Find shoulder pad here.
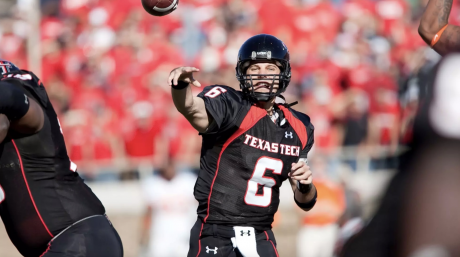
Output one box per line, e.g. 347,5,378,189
279,106,314,149
2,70,49,107
288,108,313,129
199,85,246,103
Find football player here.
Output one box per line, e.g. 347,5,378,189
0,60,123,257
340,53,460,257
169,34,317,257
419,0,460,55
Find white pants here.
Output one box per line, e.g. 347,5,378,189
297,224,339,257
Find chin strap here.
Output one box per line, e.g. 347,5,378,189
277,95,298,108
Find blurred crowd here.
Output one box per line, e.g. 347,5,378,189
0,0,454,256
0,0,448,178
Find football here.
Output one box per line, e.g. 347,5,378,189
141,0,179,16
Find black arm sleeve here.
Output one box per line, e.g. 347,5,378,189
300,122,315,158
197,85,244,134
294,189,317,210
0,81,30,120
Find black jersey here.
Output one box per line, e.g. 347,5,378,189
0,71,105,257
195,85,314,231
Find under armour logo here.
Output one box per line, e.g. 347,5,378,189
206,246,218,254
285,131,293,139
24,95,28,105
240,230,251,236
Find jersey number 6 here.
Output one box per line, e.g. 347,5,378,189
244,157,283,207
204,86,227,98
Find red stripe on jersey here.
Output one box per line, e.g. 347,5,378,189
270,240,279,257
204,106,266,223
39,243,52,257
278,106,308,149
264,231,279,257
195,223,204,257
12,140,54,238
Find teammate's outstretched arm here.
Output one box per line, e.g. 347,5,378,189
0,81,44,136
168,67,213,133
419,0,460,55
289,160,317,211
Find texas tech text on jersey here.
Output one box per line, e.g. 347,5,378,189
243,133,301,156
194,85,314,231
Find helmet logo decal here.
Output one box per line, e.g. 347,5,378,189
251,51,272,60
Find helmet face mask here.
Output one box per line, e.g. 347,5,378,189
236,34,291,102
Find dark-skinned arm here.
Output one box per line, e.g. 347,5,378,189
0,114,9,143
0,81,44,137
9,97,44,134
419,0,460,55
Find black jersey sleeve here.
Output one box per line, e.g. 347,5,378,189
197,85,245,134
0,81,30,120
300,122,314,158
1,70,49,108
289,108,315,158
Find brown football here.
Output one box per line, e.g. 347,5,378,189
141,0,179,17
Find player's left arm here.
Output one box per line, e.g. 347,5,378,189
289,122,317,211
289,160,317,212
0,81,44,135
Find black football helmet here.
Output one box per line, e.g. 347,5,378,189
0,59,20,75
236,34,291,102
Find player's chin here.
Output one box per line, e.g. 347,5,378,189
254,87,279,93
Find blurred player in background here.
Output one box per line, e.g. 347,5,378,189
297,155,345,257
419,0,460,55
140,157,197,257
340,53,460,257
0,60,123,257
398,53,460,257
169,34,317,257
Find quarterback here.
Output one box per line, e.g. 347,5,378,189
169,34,317,257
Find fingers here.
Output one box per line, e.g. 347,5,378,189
168,67,200,86
191,78,202,87
291,162,305,172
172,68,182,86
289,162,312,182
168,71,174,86
190,76,201,87
299,176,313,185
184,67,200,73
291,171,312,182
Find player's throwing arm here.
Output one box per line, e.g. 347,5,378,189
168,66,213,133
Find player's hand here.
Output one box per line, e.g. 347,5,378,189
168,66,202,87
289,161,312,185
